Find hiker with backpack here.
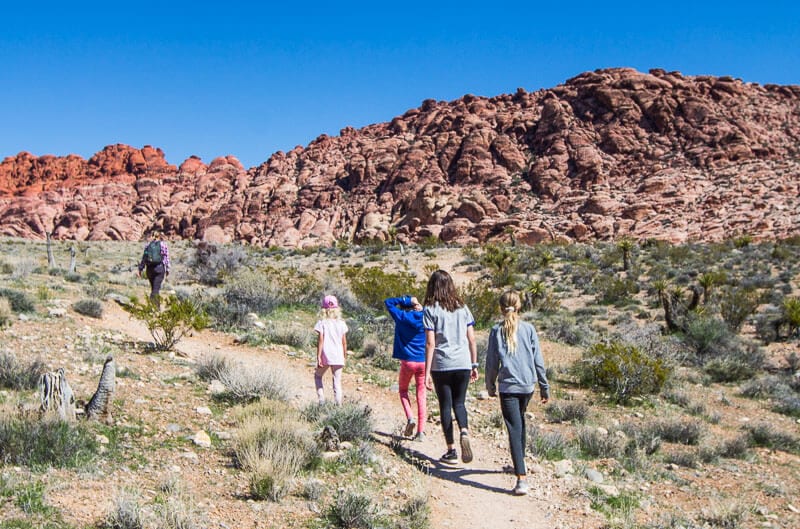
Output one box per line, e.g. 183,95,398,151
137,233,170,308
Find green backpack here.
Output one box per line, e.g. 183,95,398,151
144,240,162,265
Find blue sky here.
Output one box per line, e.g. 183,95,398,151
2,1,798,169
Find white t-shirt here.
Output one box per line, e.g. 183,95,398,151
314,318,348,366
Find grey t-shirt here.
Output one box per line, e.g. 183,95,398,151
423,302,475,372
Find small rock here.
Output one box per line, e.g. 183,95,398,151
95,434,110,445
196,406,213,415
554,459,573,477
181,451,200,461
787,504,800,513
214,431,232,441
477,390,490,400
166,423,182,433
596,427,608,436
208,380,227,394
192,430,212,448
48,307,67,317
584,468,604,483
598,484,619,497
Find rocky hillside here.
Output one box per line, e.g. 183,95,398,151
1,68,798,247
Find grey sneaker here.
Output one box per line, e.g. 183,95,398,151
413,431,426,442
513,478,529,496
403,419,416,438
460,432,473,463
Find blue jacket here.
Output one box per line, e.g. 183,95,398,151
384,296,426,362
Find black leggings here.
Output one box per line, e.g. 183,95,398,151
431,370,471,445
146,263,166,306
500,392,533,476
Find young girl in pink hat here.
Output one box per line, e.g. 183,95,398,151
313,295,349,405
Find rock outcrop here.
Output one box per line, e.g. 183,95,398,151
1,68,798,246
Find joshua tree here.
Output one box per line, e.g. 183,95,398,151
617,238,636,272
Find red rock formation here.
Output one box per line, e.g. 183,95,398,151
0,68,798,245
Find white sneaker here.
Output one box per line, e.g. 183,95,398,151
513,478,529,496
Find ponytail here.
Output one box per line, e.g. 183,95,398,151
498,291,522,354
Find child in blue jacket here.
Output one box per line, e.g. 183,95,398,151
385,295,427,440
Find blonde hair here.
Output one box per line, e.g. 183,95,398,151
499,291,522,354
320,307,342,320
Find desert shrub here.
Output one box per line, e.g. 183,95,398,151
234,399,320,502
101,489,145,529
213,361,289,403
744,423,800,453
72,298,103,319
0,416,98,469
620,423,663,455
0,288,35,313
545,401,589,423
0,351,46,390
702,341,765,383
646,418,704,445
538,312,598,347
458,278,498,329
526,425,571,460
194,353,234,382
263,323,315,349
576,427,622,459
662,390,691,408
398,495,430,529
343,266,422,312
303,402,374,443
190,242,248,286
739,375,786,399
121,295,208,351
718,286,759,332
716,434,751,459
783,296,800,337
0,298,12,328
682,315,735,358
664,450,698,468
593,275,639,306
772,395,800,418
327,490,380,529
572,341,670,403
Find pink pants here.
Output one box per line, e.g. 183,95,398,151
399,360,427,432
315,365,343,405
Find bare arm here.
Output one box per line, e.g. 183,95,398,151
424,329,435,390
467,325,478,382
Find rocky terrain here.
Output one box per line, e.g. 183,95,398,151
1,68,798,247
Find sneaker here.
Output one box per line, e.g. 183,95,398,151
440,448,458,464
413,431,426,442
403,419,416,438
512,478,529,496
460,432,473,463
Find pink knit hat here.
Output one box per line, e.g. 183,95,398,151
321,295,339,309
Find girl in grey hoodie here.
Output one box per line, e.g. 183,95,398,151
485,290,549,495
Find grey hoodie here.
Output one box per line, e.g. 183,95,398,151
485,320,549,397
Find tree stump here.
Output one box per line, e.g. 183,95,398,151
85,355,116,424
39,368,76,421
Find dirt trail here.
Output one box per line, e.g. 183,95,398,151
98,301,570,529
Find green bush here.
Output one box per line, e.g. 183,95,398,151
0,288,35,313
190,242,249,286
343,266,421,312
572,341,670,403
72,298,103,319
719,286,759,332
121,295,208,351
743,423,800,454
0,417,98,469
593,275,639,306
647,419,704,445
458,278,498,329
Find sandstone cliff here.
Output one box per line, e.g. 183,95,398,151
1,68,798,246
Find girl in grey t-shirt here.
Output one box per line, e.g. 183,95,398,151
423,270,478,464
